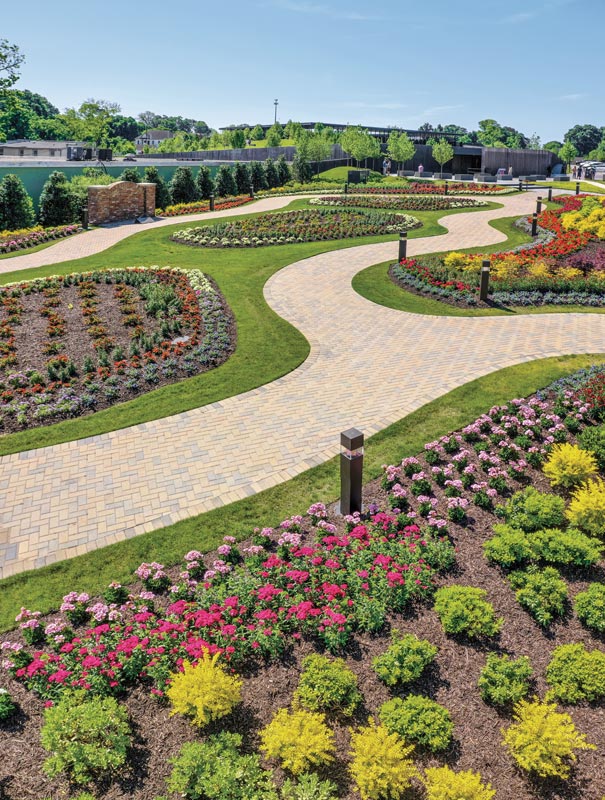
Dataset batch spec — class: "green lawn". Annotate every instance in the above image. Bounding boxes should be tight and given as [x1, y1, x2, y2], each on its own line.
[315, 166, 383, 182]
[539, 180, 605, 194]
[0, 352, 600, 631]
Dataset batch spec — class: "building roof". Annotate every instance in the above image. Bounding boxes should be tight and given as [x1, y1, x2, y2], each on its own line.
[138, 130, 173, 139]
[1, 139, 89, 148]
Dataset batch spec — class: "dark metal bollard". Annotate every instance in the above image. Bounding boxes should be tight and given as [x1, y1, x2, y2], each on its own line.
[531, 212, 538, 237]
[548, 187, 553, 202]
[81, 208, 89, 230]
[209, 194, 215, 211]
[518, 179, 523, 191]
[344, 182, 348, 194]
[480, 260, 490, 302]
[444, 180, 448, 195]
[249, 184, 255, 199]
[576, 181, 580, 195]
[398, 231, 408, 262]
[536, 196, 542, 215]
[340, 428, 364, 516]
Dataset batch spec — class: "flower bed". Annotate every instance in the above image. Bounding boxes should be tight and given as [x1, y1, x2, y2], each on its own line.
[309, 195, 490, 211]
[257, 180, 515, 198]
[0, 267, 234, 433]
[391, 195, 605, 306]
[0, 224, 82, 255]
[2, 365, 605, 798]
[159, 194, 254, 217]
[171, 208, 421, 248]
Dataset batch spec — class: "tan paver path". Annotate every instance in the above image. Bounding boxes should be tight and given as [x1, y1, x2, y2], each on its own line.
[2, 191, 604, 577]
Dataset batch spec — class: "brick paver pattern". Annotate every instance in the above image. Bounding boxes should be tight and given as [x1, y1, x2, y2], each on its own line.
[2, 191, 604, 577]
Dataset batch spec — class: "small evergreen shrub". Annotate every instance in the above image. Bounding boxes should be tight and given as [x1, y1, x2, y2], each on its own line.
[543, 443, 597, 490]
[295, 654, 362, 716]
[280, 773, 338, 800]
[574, 582, 605, 632]
[166, 652, 242, 727]
[38, 171, 77, 226]
[434, 586, 503, 639]
[379, 695, 453, 752]
[144, 166, 170, 209]
[0, 173, 35, 230]
[0, 688, 17, 721]
[566, 478, 605, 537]
[215, 164, 237, 197]
[483, 525, 533, 568]
[372, 631, 437, 687]
[578, 423, 605, 470]
[40, 691, 130, 785]
[546, 643, 605, 704]
[423, 766, 495, 800]
[195, 165, 215, 199]
[478, 653, 533, 706]
[349, 722, 416, 800]
[168, 732, 278, 800]
[509, 567, 567, 626]
[530, 527, 603, 567]
[502, 699, 595, 779]
[169, 166, 198, 205]
[260, 707, 335, 774]
[119, 166, 141, 183]
[495, 487, 566, 532]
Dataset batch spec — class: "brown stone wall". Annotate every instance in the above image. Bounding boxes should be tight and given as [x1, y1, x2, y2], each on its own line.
[87, 181, 156, 225]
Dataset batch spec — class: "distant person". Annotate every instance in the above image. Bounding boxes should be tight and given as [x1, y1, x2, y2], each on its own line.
[578, 165, 583, 179]
[572, 165, 577, 178]
[386, 158, 392, 176]
[382, 158, 388, 176]
[546, 165, 552, 177]
[508, 165, 513, 176]
[418, 163, 424, 177]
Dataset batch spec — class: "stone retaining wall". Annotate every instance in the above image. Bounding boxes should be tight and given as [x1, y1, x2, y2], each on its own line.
[88, 181, 156, 225]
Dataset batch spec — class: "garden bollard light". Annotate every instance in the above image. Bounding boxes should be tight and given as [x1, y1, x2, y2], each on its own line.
[576, 181, 580, 195]
[536, 196, 542, 215]
[531, 212, 538, 237]
[340, 428, 364, 516]
[344, 182, 348, 194]
[398, 231, 408, 262]
[479, 260, 490, 302]
[444, 180, 448, 195]
[250, 184, 255, 199]
[81, 208, 89, 230]
[209, 194, 215, 211]
[518, 179, 523, 191]
[548, 187, 553, 202]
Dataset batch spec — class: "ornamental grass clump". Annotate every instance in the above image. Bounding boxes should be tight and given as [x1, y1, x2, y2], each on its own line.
[260, 706, 335, 774]
[574, 582, 605, 632]
[166, 651, 242, 727]
[545, 643, 605, 704]
[566, 478, 605, 537]
[379, 695, 453, 752]
[423, 766, 495, 800]
[433, 585, 503, 639]
[372, 631, 437, 687]
[543, 443, 597, 490]
[478, 653, 533, 707]
[502, 699, 595, 779]
[295, 654, 362, 716]
[349, 722, 417, 800]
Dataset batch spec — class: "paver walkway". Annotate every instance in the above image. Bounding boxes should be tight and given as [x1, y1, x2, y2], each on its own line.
[2, 191, 605, 577]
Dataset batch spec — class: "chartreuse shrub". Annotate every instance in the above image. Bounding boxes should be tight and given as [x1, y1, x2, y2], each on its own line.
[483, 525, 533, 568]
[295, 654, 362, 716]
[509, 567, 567, 626]
[546, 643, 605, 704]
[167, 732, 278, 800]
[578, 423, 605, 470]
[433, 586, 503, 639]
[0, 688, 17, 721]
[543, 443, 598, 490]
[423, 766, 495, 800]
[260, 706, 335, 774]
[40, 691, 131, 785]
[502, 699, 595, 779]
[280, 773, 338, 800]
[495, 487, 566, 532]
[566, 478, 605, 537]
[574, 582, 605, 632]
[349, 722, 417, 800]
[478, 653, 533, 707]
[379, 695, 453, 752]
[485, 524, 602, 569]
[166, 651, 242, 727]
[372, 631, 437, 687]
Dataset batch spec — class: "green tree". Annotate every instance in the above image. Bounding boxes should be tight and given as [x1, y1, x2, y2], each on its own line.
[144, 166, 170, 209]
[0, 93, 34, 140]
[264, 157, 279, 188]
[266, 123, 283, 147]
[0, 39, 25, 91]
[195, 165, 214, 199]
[169, 166, 198, 204]
[76, 98, 121, 146]
[564, 124, 602, 156]
[0, 174, 34, 231]
[527, 133, 541, 150]
[559, 141, 578, 172]
[307, 133, 332, 174]
[276, 155, 291, 185]
[387, 131, 416, 172]
[215, 164, 237, 197]
[477, 119, 506, 147]
[251, 124, 264, 141]
[250, 160, 268, 191]
[233, 161, 252, 194]
[29, 115, 72, 141]
[119, 167, 141, 183]
[291, 151, 312, 183]
[38, 171, 76, 226]
[431, 139, 454, 175]
[544, 140, 562, 155]
[340, 125, 365, 165]
[231, 129, 246, 148]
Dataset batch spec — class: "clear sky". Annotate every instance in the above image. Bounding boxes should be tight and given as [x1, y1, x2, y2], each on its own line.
[3, 0, 604, 142]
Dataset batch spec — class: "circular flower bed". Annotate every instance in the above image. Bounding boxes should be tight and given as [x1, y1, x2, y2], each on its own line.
[0, 267, 234, 433]
[309, 195, 489, 211]
[171, 208, 421, 248]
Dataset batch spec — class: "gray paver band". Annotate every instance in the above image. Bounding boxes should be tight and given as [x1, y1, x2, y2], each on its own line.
[1, 191, 604, 577]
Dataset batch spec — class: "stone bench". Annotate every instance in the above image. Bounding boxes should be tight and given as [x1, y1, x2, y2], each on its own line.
[397, 170, 415, 177]
[433, 172, 453, 179]
[497, 175, 513, 181]
[415, 171, 433, 178]
[475, 174, 497, 183]
[453, 174, 474, 181]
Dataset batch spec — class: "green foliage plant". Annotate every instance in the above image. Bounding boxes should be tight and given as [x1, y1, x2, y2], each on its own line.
[119, 166, 141, 183]
[295, 654, 362, 716]
[379, 695, 453, 752]
[485, 524, 602, 569]
[166, 652, 242, 727]
[38, 171, 76, 227]
[543, 443, 597, 490]
[502, 699, 595, 779]
[195, 165, 214, 199]
[372, 631, 437, 687]
[280, 772, 338, 800]
[233, 162, 251, 194]
[546, 643, 605, 704]
[215, 164, 237, 197]
[169, 166, 198, 205]
[276, 154, 291, 185]
[144, 166, 170, 209]
[250, 160, 268, 191]
[349, 722, 417, 800]
[423, 766, 495, 800]
[478, 653, 532, 707]
[260, 706, 335, 774]
[0, 687, 17, 721]
[566, 478, 605, 537]
[431, 140, 455, 175]
[433, 585, 503, 639]
[509, 567, 567, 626]
[495, 487, 566, 532]
[578, 423, 605, 470]
[574, 582, 605, 632]
[0, 173, 35, 231]
[40, 690, 130, 785]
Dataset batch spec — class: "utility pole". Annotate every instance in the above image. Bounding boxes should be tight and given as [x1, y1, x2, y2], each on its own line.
[274, 98, 278, 124]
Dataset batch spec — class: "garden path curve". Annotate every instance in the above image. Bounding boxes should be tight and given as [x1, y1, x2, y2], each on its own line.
[2, 191, 605, 577]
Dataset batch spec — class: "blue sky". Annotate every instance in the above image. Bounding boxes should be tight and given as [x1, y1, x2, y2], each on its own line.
[4, 0, 603, 142]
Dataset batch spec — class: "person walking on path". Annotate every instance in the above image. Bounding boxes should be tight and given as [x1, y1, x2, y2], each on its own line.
[572, 165, 577, 178]
[418, 164, 424, 178]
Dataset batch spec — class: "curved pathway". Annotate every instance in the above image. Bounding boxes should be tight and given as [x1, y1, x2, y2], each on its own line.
[2, 191, 605, 578]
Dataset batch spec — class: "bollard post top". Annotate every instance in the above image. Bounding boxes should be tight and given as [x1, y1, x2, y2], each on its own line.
[341, 428, 364, 451]
[481, 259, 490, 271]
[400, 231, 408, 239]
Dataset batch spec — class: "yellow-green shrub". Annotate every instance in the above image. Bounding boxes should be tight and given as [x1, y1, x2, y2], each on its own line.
[423, 765, 495, 800]
[502, 699, 595, 778]
[166, 652, 242, 727]
[566, 478, 605, 537]
[542, 443, 597, 490]
[349, 722, 416, 800]
[260, 706, 335, 774]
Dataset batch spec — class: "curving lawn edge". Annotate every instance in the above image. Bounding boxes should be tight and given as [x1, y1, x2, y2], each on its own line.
[0, 352, 601, 631]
